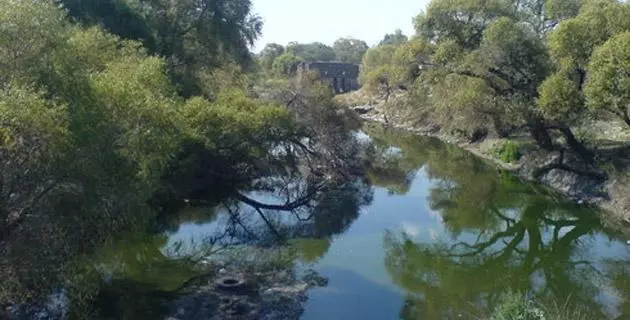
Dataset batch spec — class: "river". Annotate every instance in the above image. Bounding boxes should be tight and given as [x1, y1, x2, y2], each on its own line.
[8, 125, 630, 320]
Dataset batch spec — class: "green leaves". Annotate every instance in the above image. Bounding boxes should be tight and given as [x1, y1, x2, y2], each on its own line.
[182, 89, 297, 154]
[379, 29, 409, 46]
[481, 17, 551, 91]
[543, 1, 630, 127]
[0, 0, 66, 84]
[272, 52, 304, 77]
[260, 43, 285, 71]
[90, 56, 182, 180]
[414, 0, 513, 49]
[584, 32, 630, 126]
[286, 42, 336, 62]
[537, 72, 583, 121]
[359, 0, 630, 144]
[0, 86, 68, 153]
[359, 45, 401, 90]
[333, 38, 369, 64]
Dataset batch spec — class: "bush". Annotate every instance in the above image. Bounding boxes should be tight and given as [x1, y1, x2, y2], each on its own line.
[489, 292, 599, 320]
[490, 292, 545, 320]
[493, 141, 522, 164]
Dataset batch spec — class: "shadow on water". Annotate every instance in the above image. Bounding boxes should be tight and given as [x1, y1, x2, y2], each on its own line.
[7, 123, 630, 319]
[364, 124, 627, 319]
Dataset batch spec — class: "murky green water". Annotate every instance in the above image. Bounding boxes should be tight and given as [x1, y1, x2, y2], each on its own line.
[27, 127, 630, 319]
[158, 127, 630, 319]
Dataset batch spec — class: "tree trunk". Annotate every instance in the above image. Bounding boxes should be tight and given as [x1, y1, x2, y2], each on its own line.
[492, 115, 510, 138]
[553, 125, 593, 163]
[529, 119, 554, 151]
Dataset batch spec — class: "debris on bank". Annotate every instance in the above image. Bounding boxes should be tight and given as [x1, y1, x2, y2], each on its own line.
[165, 264, 327, 320]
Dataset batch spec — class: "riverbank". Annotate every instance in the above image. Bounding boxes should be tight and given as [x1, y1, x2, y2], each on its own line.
[345, 96, 630, 229]
[9, 254, 327, 320]
[166, 262, 327, 320]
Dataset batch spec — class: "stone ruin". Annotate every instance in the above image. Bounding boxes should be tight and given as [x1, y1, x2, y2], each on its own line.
[298, 61, 360, 94]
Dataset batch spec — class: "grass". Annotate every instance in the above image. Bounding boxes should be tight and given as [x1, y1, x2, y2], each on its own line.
[488, 292, 545, 320]
[485, 292, 600, 320]
[491, 141, 522, 164]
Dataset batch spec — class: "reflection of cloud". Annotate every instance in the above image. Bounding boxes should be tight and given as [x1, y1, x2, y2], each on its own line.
[401, 222, 420, 238]
[429, 229, 439, 241]
[426, 209, 444, 225]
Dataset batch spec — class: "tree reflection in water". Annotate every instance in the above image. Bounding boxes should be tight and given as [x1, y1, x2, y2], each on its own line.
[184, 176, 374, 262]
[10, 122, 630, 319]
[366, 125, 621, 319]
[31, 170, 374, 319]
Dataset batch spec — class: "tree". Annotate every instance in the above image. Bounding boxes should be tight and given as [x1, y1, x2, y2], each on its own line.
[286, 42, 336, 61]
[0, 0, 66, 85]
[57, 0, 155, 49]
[413, 0, 513, 49]
[57, 0, 264, 97]
[359, 45, 407, 123]
[544, 0, 581, 23]
[379, 29, 408, 46]
[260, 43, 285, 71]
[585, 32, 630, 127]
[333, 37, 369, 64]
[272, 52, 304, 76]
[538, 0, 630, 151]
[537, 72, 584, 124]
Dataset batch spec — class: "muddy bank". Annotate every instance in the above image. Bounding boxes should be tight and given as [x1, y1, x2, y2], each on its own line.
[353, 105, 630, 226]
[165, 263, 327, 320]
[8, 260, 326, 320]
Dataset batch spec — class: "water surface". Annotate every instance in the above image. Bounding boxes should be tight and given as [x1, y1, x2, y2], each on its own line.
[23, 127, 630, 320]
[160, 127, 630, 319]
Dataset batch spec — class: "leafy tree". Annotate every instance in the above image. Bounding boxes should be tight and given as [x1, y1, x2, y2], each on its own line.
[379, 29, 408, 46]
[272, 52, 304, 76]
[56, 0, 264, 97]
[333, 37, 369, 64]
[360, 45, 399, 77]
[537, 72, 584, 124]
[0, 0, 357, 307]
[544, 0, 582, 22]
[141, 0, 263, 96]
[538, 0, 630, 151]
[584, 32, 630, 127]
[546, 0, 628, 85]
[57, 0, 155, 49]
[391, 38, 434, 84]
[413, 0, 513, 49]
[0, 0, 66, 85]
[286, 41, 336, 61]
[259, 43, 285, 71]
[358, 45, 406, 122]
[382, 0, 619, 155]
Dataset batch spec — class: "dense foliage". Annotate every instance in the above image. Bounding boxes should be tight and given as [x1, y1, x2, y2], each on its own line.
[0, 0, 361, 310]
[257, 37, 371, 77]
[57, 0, 263, 97]
[363, 126, 609, 320]
[359, 0, 630, 160]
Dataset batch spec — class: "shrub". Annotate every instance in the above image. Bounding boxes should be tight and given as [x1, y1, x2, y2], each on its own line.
[490, 292, 545, 320]
[489, 292, 599, 320]
[493, 141, 522, 164]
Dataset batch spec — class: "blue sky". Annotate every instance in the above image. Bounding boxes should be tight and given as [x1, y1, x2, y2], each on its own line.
[252, 0, 430, 52]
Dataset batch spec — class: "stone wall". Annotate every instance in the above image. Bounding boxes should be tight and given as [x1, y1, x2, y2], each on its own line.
[298, 62, 360, 94]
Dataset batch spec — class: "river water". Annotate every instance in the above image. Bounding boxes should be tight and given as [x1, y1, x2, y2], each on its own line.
[165, 127, 630, 319]
[11, 126, 630, 319]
